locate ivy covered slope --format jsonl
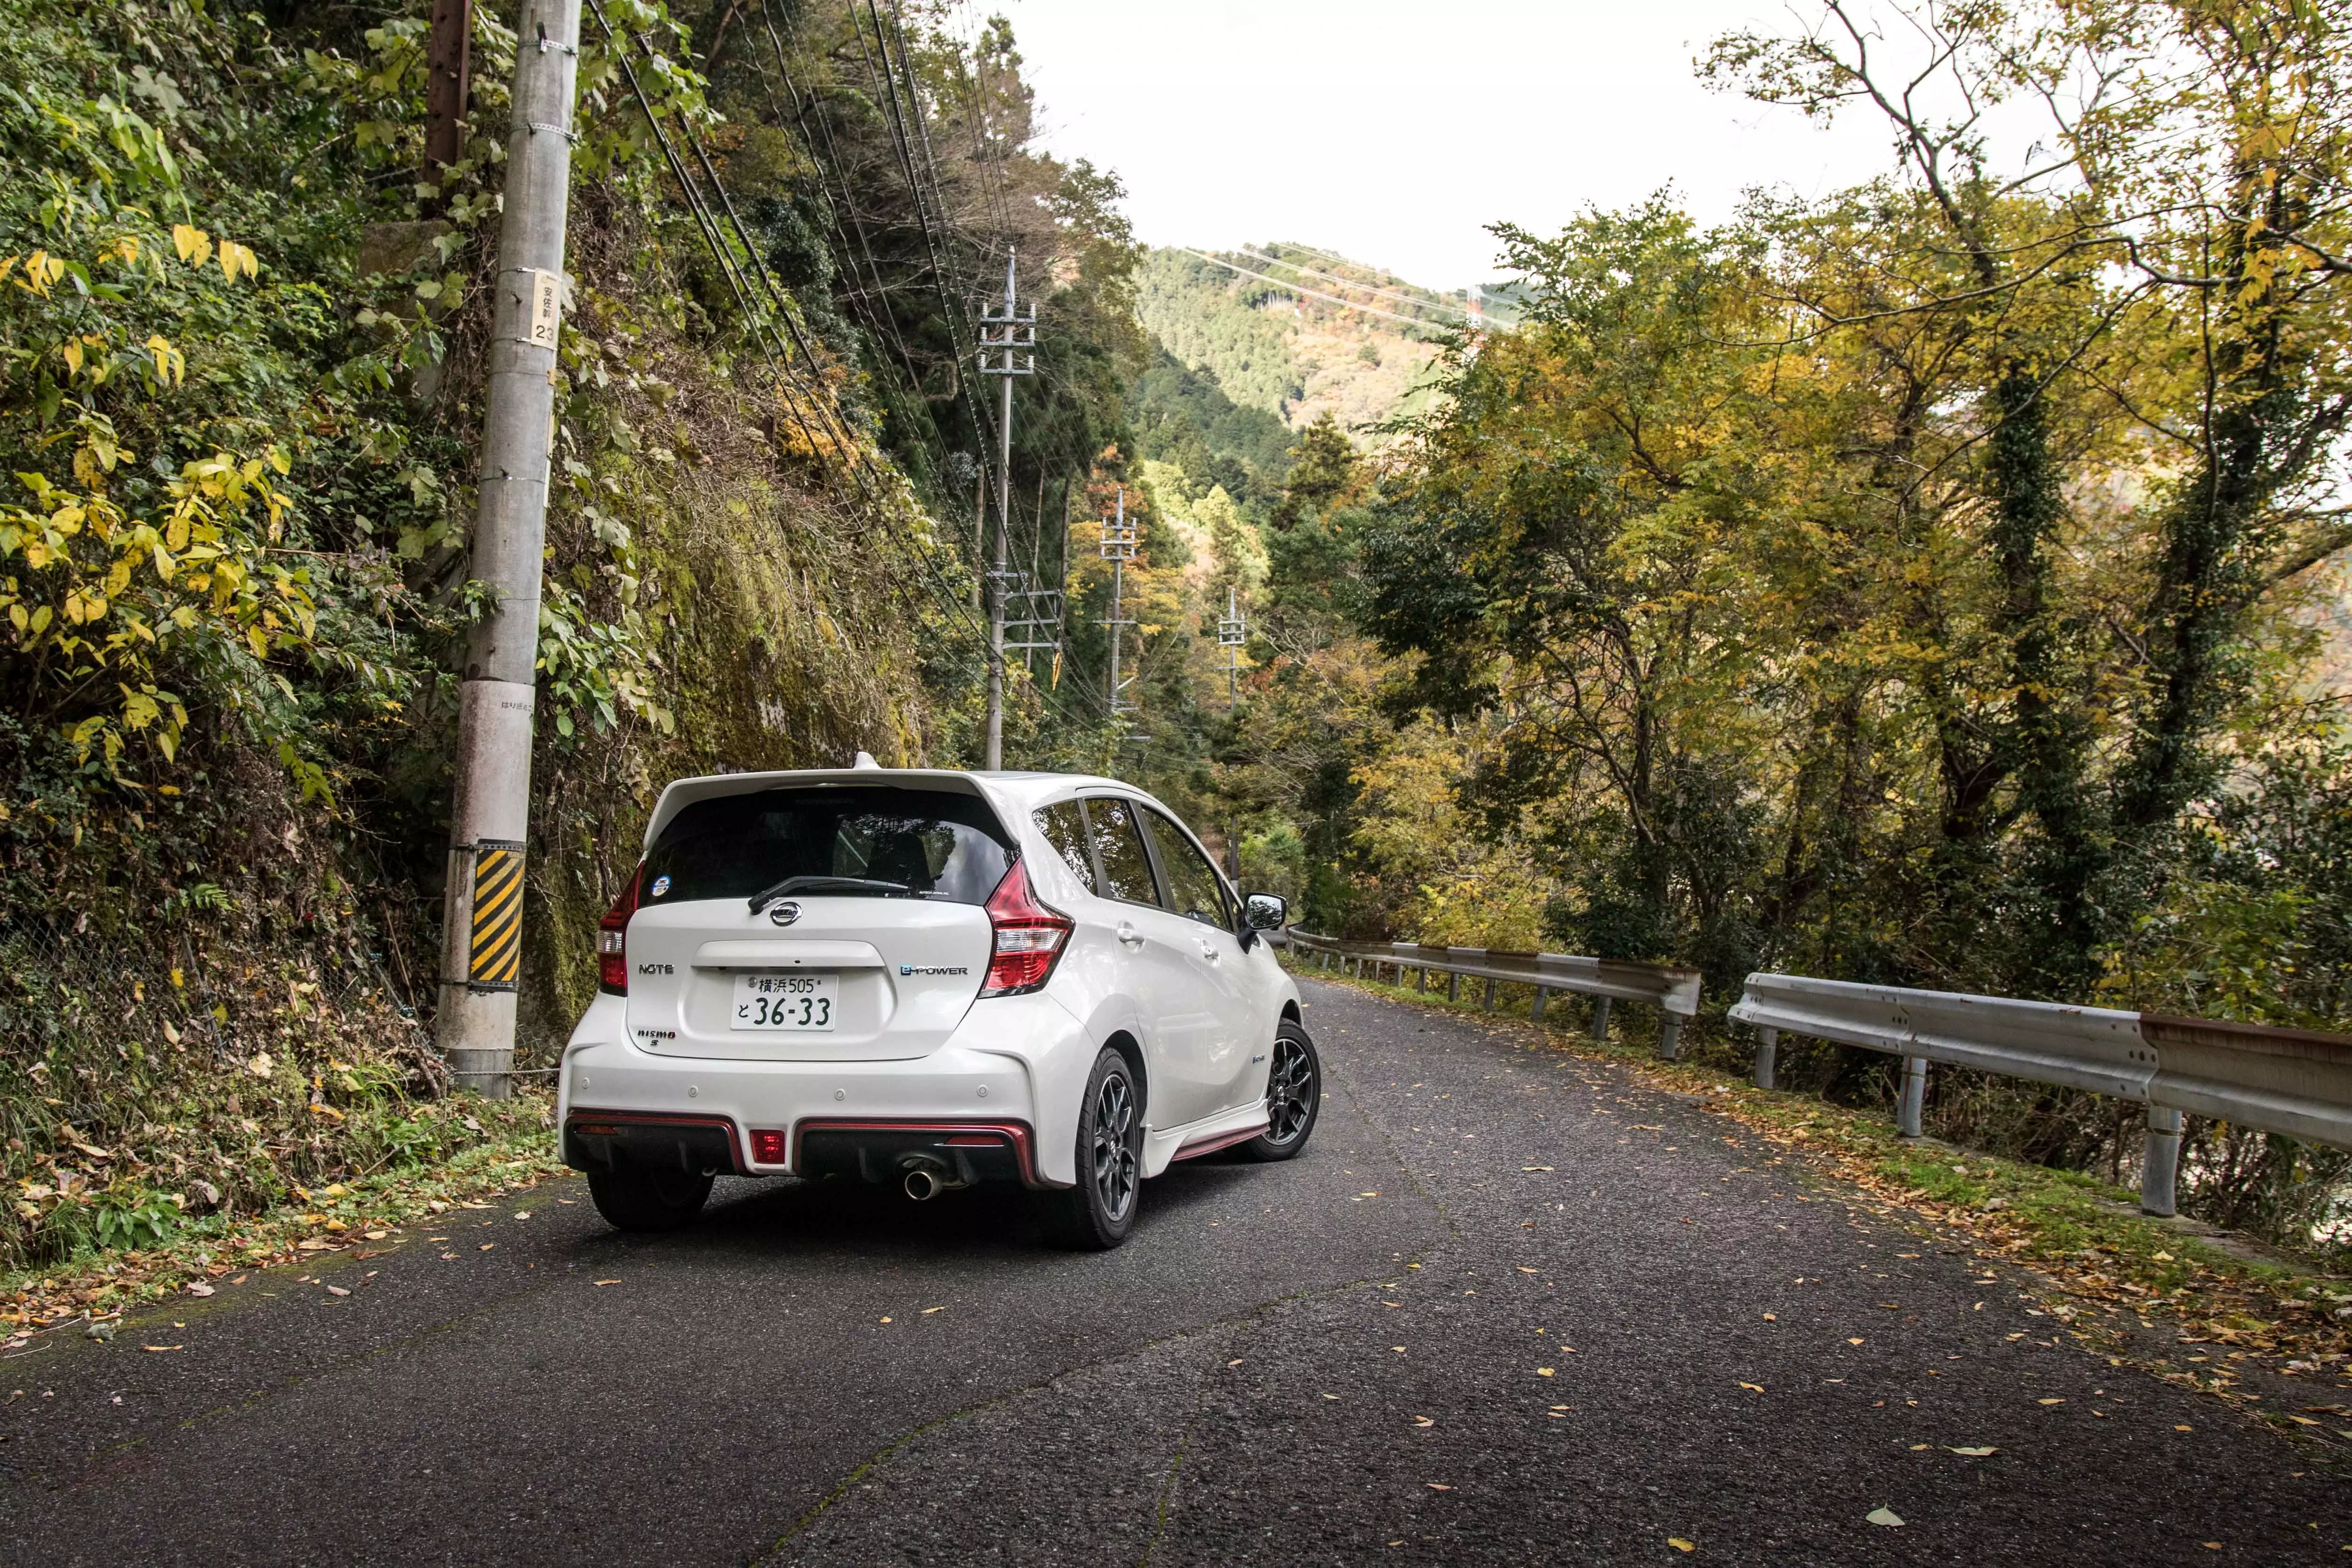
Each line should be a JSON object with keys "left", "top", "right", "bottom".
{"left": 0, "top": 0, "right": 1137, "bottom": 1273}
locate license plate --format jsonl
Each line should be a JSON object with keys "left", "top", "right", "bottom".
{"left": 732, "top": 972, "right": 837, "bottom": 1031}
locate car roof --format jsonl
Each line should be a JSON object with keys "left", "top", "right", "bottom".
{"left": 639, "top": 766, "right": 1156, "bottom": 850}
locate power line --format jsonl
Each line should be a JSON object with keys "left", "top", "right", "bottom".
{"left": 1225, "top": 244, "right": 1485, "bottom": 320}
{"left": 1174, "top": 247, "right": 1480, "bottom": 332}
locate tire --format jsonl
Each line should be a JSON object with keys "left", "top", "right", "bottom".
{"left": 587, "top": 1165, "right": 713, "bottom": 1233}
{"left": 1239, "top": 1017, "right": 1321, "bottom": 1162}
{"left": 1038, "top": 1047, "right": 1144, "bottom": 1250}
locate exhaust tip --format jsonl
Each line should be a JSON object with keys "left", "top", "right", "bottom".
{"left": 903, "top": 1166, "right": 942, "bottom": 1201}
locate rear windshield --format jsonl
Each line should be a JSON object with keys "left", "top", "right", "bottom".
{"left": 640, "top": 786, "right": 1014, "bottom": 907}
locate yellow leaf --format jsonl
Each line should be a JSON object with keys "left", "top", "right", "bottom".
{"left": 1668, "top": 1540, "right": 1695, "bottom": 1553}
{"left": 62, "top": 340, "right": 83, "bottom": 375}
{"left": 172, "top": 224, "right": 211, "bottom": 266}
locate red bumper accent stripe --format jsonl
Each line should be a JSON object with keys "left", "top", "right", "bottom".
{"left": 564, "top": 1109, "right": 750, "bottom": 1175}
{"left": 1171, "top": 1120, "right": 1269, "bottom": 1161}
{"left": 790, "top": 1119, "right": 1041, "bottom": 1186}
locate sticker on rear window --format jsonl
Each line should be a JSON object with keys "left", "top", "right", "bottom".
{"left": 650, "top": 874, "right": 671, "bottom": 897}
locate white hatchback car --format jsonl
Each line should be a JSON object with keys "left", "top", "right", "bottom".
{"left": 557, "top": 762, "right": 1318, "bottom": 1248}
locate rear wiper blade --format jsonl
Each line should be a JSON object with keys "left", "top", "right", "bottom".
{"left": 747, "top": 874, "right": 915, "bottom": 913}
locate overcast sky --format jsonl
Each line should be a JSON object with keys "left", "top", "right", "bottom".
{"left": 999, "top": 0, "right": 1911, "bottom": 292}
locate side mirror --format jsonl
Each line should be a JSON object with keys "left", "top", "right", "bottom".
{"left": 1244, "top": 893, "right": 1288, "bottom": 932}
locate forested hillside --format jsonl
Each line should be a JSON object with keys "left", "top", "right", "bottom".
{"left": 0, "top": 0, "right": 1142, "bottom": 1267}
{"left": 5, "top": 0, "right": 2349, "bottom": 1274}
{"left": 1120, "top": 6, "right": 2352, "bottom": 1255}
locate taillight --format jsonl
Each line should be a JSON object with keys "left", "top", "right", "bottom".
{"left": 597, "top": 864, "right": 643, "bottom": 995}
{"left": 750, "top": 1129, "right": 787, "bottom": 1165}
{"left": 980, "top": 857, "right": 1071, "bottom": 996}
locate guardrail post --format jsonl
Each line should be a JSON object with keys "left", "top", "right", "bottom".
{"left": 1753, "top": 1027, "right": 1777, "bottom": 1090}
{"left": 1658, "top": 1015, "right": 1681, "bottom": 1061}
{"left": 1532, "top": 986, "right": 1548, "bottom": 1023}
{"left": 1416, "top": 967, "right": 1427, "bottom": 993}
{"left": 1897, "top": 1056, "right": 1927, "bottom": 1138}
{"left": 1447, "top": 972, "right": 1460, "bottom": 1002}
{"left": 1590, "top": 996, "right": 1611, "bottom": 1041}
{"left": 1484, "top": 976, "right": 1497, "bottom": 1011}
{"left": 2141, "top": 1106, "right": 2183, "bottom": 1217}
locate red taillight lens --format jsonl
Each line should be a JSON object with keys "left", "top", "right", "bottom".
{"left": 980, "top": 857, "right": 1072, "bottom": 996}
{"left": 597, "top": 865, "right": 643, "bottom": 995}
{"left": 750, "top": 1129, "right": 787, "bottom": 1165}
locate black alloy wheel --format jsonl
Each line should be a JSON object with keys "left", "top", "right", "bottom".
{"left": 1039, "top": 1047, "right": 1144, "bottom": 1250}
{"left": 1240, "top": 1017, "right": 1321, "bottom": 1161}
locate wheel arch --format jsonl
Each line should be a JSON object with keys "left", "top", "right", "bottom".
{"left": 1101, "top": 1028, "right": 1149, "bottom": 1116}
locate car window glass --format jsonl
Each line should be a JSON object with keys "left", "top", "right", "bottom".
{"left": 1144, "top": 810, "right": 1233, "bottom": 928}
{"left": 641, "top": 786, "right": 1011, "bottom": 905}
{"left": 1085, "top": 797, "right": 1159, "bottom": 906}
{"left": 1032, "top": 802, "right": 1096, "bottom": 892}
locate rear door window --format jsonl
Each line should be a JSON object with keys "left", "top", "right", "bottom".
{"left": 1143, "top": 809, "right": 1235, "bottom": 928}
{"left": 640, "top": 787, "right": 1012, "bottom": 906}
{"left": 1085, "top": 796, "right": 1161, "bottom": 906}
{"left": 1032, "top": 801, "right": 1097, "bottom": 892}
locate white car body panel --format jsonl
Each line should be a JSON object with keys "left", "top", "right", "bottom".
{"left": 560, "top": 766, "right": 1302, "bottom": 1197}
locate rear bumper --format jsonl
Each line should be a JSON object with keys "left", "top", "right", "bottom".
{"left": 557, "top": 990, "right": 1085, "bottom": 1186}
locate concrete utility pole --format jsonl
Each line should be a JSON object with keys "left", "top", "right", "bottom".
{"left": 1101, "top": 485, "right": 1136, "bottom": 719}
{"left": 1218, "top": 586, "right": 1246, "bottom": 708}
{"left": 977, "top": 248, "right": 1034, "bottom": 769}
{"left": 434, "top": 0, "right": 582, "bottom": 1098}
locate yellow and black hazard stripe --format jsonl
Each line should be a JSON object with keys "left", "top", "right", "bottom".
{"left": 468, "top": 839, "right": 526, "bottom": 991}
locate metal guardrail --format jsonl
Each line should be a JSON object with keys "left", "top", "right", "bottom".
{"left": 1728, "top": 973, "right": 2352, "bottom": 1216}
{"left": 1286, "top": 931, "right": 1701, "bottom": 1057}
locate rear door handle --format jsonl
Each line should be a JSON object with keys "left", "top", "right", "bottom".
{"left": 1116, "top": 921, "right": 1145, "bottom": 947}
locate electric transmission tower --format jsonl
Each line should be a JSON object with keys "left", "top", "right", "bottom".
{"left": 977, "top": 248, "right": 1035, "bottom": 769}
{"left": 1101, "top": 485, "right": 1137, "bottom": 718}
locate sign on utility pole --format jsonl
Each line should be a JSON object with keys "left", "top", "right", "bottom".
{"left": 435, "top": 0, "right": 582, "bottom": 1098}
{"left": 977, "top": 248, "right": 1034, "bottom": 770}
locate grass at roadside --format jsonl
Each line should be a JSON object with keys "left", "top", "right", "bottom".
{"left": 1293, "top": 960, "right": 2352, "bottom": 1447}
{"left": 3, "top": 1089, "right": 567, "bottom": 1352}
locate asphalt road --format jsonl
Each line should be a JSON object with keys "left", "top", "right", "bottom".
{"left": 2, "top": 980, "right": 2345, "bottom": 1566}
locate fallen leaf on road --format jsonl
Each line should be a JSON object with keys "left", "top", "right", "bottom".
{"left": 478, "top": 1243, "right": 495, "bottom": 1252}
{"left": 1762, "top": 1313, "right": 1776, "bottom": 1321}
{"left": 1740, "top": 1382, "right": 1764, "bottom": 1392}
{"left": 1393, "top": 1346, "right": 1407, "bottom": 1353}
{"left": 1668, "top": 1539, "right": 1695, "bottom": 1553}
{"left": 926, "top": 1307, "right": 947, "bottom": 1315}
{"left": 1866, "top": 1508, "right": 1905, "bottom": 1527}
{"left": 439, "top": 1252, "right": 459, "bottom": 1261}
{"left": 1226, "top": 1358, "right": 1243, "bottom": 1366}
{"left": 1323, "top": 1394, "right": 1340, "bottom": 1400}
{"left": 325, "top": 1285, "right": 349, "bottom": 1298}
{"left": 593, "top": 1279, "right": 620, "bottom": 1286}
{"left": 1537, "top": 1367, "right": 1555, "bottom": 1377}
{"left": 514, "top": 1212, "right": 531, "bottom": 1221}
{"left": 2201, "top": 1545, "right": 2221, "bottom": 1552}
{"left": 1949, "top": 1446, "right": 1997, "bottom": 1456}
{"left": 141, "top": 1344, "right": 181, "bottom": 1352}
{"left": 2174, "top": 1424, "right": 2192, "bottom": 1431}
{"left": 1910, "top": 1444, "right": 1929, "bottom": 1451}
{"left": 2037, "top": 1398, "right": 2065, "bottom": 1406}
{"left": 879, "top": 1316, "right": 892, "bottom": 1323}
{"left": 1425, "top": 1483, "right": 1452, "bottom": 1491}
{"left": 1360, "top": 1191, "right": 1378, "bottom": 1197}
{"left": 1522, "top": 1166, "right": 1553, "bottom": 1172}
{"left": 1848, "top": 1337, "right": 1865, "bottom": 1345}
{"left": 1414, "top": 1416, "right": 1434, "bottom": 1427}
{"left": 363, "top": 1230, "right": 388, "bottom": 1241}
{"left": 1517, "top": 1267, "right": 1539, "bottom": 1274}
{"left": 185, "top": 1283, "right": 214, "bottom": 1298}
{"left": 297, "top": 1238, "right": 333, "bottom": 1252}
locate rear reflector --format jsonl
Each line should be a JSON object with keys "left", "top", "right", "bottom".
{"left": 980, "top": 858, "right": 1071, "bottom": 996}
{"left": 750, "top": 1129, "right": 787, "bottom": 1165}
{"left": 596, "top": 865, "right": 643, "bottom": 995}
